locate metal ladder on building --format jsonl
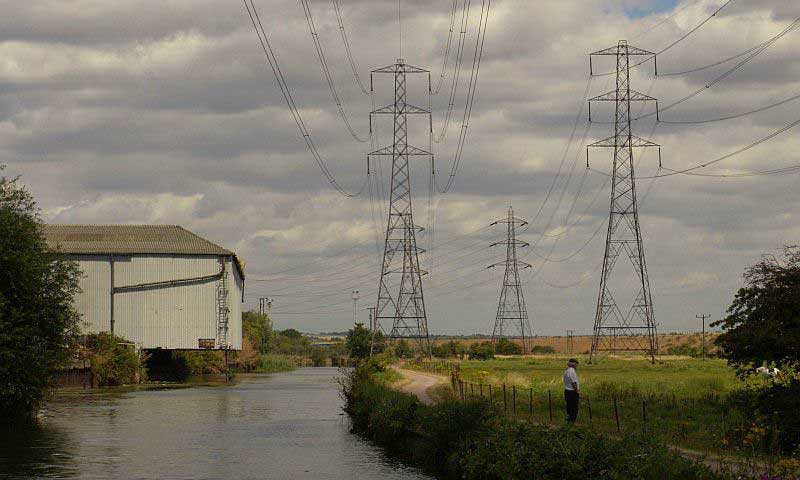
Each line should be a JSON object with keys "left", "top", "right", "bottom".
{"left": 216, "top": 257, "right": 230, "bottom": 349}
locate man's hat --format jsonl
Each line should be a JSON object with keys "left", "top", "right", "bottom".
{"left": 568, "top": 358, "right": 579, "bottom": 365}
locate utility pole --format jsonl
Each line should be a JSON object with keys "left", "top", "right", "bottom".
{"left": 587, "top": 40, "right": 661, "bottom": 364}
{"left": 369, "top": 59, "right": 433, "bottom": 358}
{"left": 696, "top": 314, "right": 710, "bottom": 361}
{"left": 489, "top": 206, "right": 533, "bottom": 353}
{"left": 351, "top": 290, "right": 360, "bottom": 325}
{"left": 366, "top": 306, "right": 377, "bottom": 331}
{"left": 258, "top": 297, "right": 273, "bottom": 316}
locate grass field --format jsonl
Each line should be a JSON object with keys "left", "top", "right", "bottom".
{"left": 414, "top": 355, "right": 781, "bottom": 460}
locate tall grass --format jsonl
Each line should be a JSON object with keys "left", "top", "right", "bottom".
{"left": 251, "top": 354, "right": 297, "bottom": 373}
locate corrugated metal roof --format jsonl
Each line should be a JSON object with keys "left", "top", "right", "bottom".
{"left": 43, "top": 224, "right": 245, "bottom": 278}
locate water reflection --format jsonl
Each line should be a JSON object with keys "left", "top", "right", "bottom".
{"left": 0, "top": 368, "right": 430, "bottom": 480}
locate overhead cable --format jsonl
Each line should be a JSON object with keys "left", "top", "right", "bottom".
{"left": 243, "top": 0, "right": 366, "bottom": 197}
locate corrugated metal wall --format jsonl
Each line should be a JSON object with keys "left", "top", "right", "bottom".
{"left": 70, "top": 254, "right": 243, "bottom": 350}
{"left": 71, "top": 257, "right": 111, "bottom": 333}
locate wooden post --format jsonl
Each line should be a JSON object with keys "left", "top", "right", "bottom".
{"left": 471, "top": 383, "right": 474, "bottom": 397}
{"left": 586, "top": 396, "right": 593, "bottom": 424}
{"left": 512, "top": 386, "right": 517, "bottom": 414}
{"left": 529, "top": 388, "right": 533, "bottom": 417}
{"left": 613, "top": 396, "right": 621, "bottom": 432}
{"left": 489, "top": 384, "right": 493, "bottom": 403}
{"left": 642, "top": 399, "right": 647, "bottom": 433}
{"left": 503, "top": 384, "right": 507, "bottom": 412}
{"left": 480, "top": 383, "right": 483, "bottom": 397}
{"left": 548, "top": 390, "right": 553, "bottom": 422}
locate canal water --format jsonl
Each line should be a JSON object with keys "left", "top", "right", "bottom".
{"left": 0, "top": 368, "right": 432, "bottom": 479}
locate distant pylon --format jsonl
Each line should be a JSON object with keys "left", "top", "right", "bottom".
{"left": 587, "top": 40, "right": 661, "bottom": 363}
{"left": 489, "top": 206, "right": 533, "bottom": 353}
{"left": 369, "top": 59, "right": 433, "bottom": 358}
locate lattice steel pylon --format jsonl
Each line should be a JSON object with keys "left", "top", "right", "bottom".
{"left": 370, "top": 59, "right": 433, "bottom": 358}
{"left": 587, "top": 40, "right": 661, "bottom": 364}
{"left": 489, "top": 206, "right": 533, "bottom": 352}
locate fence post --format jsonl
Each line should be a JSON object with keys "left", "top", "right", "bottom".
{"left": 586, "top": 396, "right": 593, "bottom": 425}
{"left": 529, "top": 388, "right": 533, "bottom": 418}
{"left": 613, "top": 395, "right": 621, "bottom": 432}
{"left": 503, "top": 384, "right": 507, "bottom": 412}
{"left": 642, "top": 399, "right": 647, "bottom": 434}
{"left": 471, "top": 383, "right": 474, "bottom": 397}
{"left": 489, "top": 384, "right": 493, "bottom": 403}
{"left": 480, "top": 383, "right": 483, "bottom": 398}
{"left": 548, "top": 390, "right": 553, "bottom": 423}
{"left": 513, "top": 386, "right": 517, "bottom": 415}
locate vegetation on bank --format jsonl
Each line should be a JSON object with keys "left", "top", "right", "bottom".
{"left": 0, "top": 171, "right": 82, "bottom": 421}
{"left": 84, "top": 333, "right": 146, "bottom": 386}
{"left": 343, "top": 361, "right": 724, "bottom": 479}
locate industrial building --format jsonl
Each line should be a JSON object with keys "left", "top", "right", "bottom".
{"left": 43, "top": 225, "right": 244, "bottom": 350}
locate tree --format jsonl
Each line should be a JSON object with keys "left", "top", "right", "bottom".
{"left": 394, "top": 339, "right": 413, "bottom": 358}
{"left": 346, "top": 323, "right": 371, "bottom": 359}
{"left": 712, "top": 247, "right": 800, "bottom": 375}
{"left": 495, "top": 337, "right": 522, "bottom": 355}
{"left": 0, "top": 171, "right": 81, "bottom": 420}
{"left": 469, "top": 341, "right": 495, "bottom": 360}
{"left": 242, "top": 310, "right": 274, "bottom": 354}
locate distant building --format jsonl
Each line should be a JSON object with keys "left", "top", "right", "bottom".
{"left": 43, "top": 225, "right": 244, "bottom": 350}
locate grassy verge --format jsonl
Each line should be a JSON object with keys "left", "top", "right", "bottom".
{"left": 343, "top": 361, "right": 727, "bottom": 480}
{"left": 409, "top": 356, "right": 796, "bottom": 464}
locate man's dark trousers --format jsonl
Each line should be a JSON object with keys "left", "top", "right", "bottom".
{"left": 564, "top": 390, "right": 579, "bottom": 422}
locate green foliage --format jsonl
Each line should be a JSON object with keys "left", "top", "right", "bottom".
{"left": 85, "top": 333, "right": 145, "bottom": 386}
{"left": 495, "top": 338, "right": 522, "bottom": 355}
{"left": 174, "top": 350, "right": 226, "bottom": 375}
{"left": 251, "top": 354, "right": 297, "bottom": 373}
{"left": 713, "top": 246, "right": 800, "bottom": 375}
{"left": 342, "top": 364, "right": 723, "bottom": 479}
{"left": 394, "top": 339, "right": 413, "bottom": 358}
{"left": 468, "top": 341, "right": 495, "bottom": 360}
{"left": 531, "top": 345, "right": 555, "bottom": 354}
{"left": 727, "top": 380, "right": 800, "bottom": 455}
{"left": 242, "top": 311, "right": 273, "bottom": 354}
{"left": 272, "top": 329, "right": 312, "bottom": 355}
{"left": 666, "top": 342, "right": 702, "bottom": 358}
{"left": 432, "top": 340, "right": 467, "bottom": 358}
{"left": 346, "top": 322, "right": 381, "bottom": 358}
{"left": 0, "top": 172, "right": 82, "bottom": 420}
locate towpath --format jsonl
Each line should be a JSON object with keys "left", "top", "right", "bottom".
{"left": 390, "top": 367, "right": 448, "bottom": 404}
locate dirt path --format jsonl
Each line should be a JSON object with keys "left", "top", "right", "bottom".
{"left": 391, "top": 367, "right": 448, "bottom": 404}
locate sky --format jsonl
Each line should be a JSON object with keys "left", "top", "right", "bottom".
{"left": 2, "top": 0, "right": 799, "bottom": 335}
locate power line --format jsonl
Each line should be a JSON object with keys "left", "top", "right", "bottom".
{"left": 243, "top": 0, "right": 367, "bottom": 197}
{"left": 432, "top": 0, "right": 460, "bottom": 95}
{"left": 434, "top": 0, "right": 472, "bottom": 143}
{"left": 299, "top": 0, "right": 367, "bottom": 143}
{"left": 435, "top": 0, "right": 491, "bottom": 194}
{"left": 659, "top": 91, "right": 800, "bottom": 124}
{"left": 332, "top": 0, "right": 369, "bottom": 95}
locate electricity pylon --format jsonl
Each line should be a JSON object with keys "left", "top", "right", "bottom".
{"left": 489, "top": 206, "right": 533, "bottom": 353}
{"left": 369, "top": 59, "right": 433, "bottom": 358}
{"left": 587, "top": 40, "right": 661, "bottom": 363}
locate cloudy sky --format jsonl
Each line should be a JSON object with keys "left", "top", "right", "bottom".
{"left": 2, "top": 0, "right": 799, "bottom": 335}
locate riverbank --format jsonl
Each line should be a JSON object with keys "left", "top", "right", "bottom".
{"left": 343, "top": 361, "right": 725, "bottom": 479}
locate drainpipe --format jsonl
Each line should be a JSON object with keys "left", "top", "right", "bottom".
{"left": 110, "top": 255, "right": 115, "bottom": 335}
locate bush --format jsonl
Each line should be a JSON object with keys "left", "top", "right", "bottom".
{"left": 727, "top": 380, "right": 800, "bottom": 455}
{"left": 252, "top": 354, "right": 297, "bottom": 373}
{"left": 495, "top": 338, "right": 522, "bottom": 355}
{"left": 85, "top": 333, "right": 145, "bottom": 386}
{"left": 468, "top": 341, "right": 495, "bottom": 360}
{"left": 531, "top": 345, "right": 555, "bottom": 354}
{"left": 432, "top": 340, "right": 467, "bottom": 359}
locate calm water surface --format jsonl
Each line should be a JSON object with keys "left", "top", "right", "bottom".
{"left": 0, "top": 368, "right": 431, "bottom": 479}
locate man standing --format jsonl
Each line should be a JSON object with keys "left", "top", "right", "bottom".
{"left": 563, "top": 358, "right": 580, "bottom": 422}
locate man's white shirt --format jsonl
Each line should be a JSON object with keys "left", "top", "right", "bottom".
{"left": 563, "top": 367, "right": 578, "bottom": 391}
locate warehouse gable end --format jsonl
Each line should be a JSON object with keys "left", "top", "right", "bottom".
{"left": 42, "top": 225, "right": 244, "bottom": 351}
